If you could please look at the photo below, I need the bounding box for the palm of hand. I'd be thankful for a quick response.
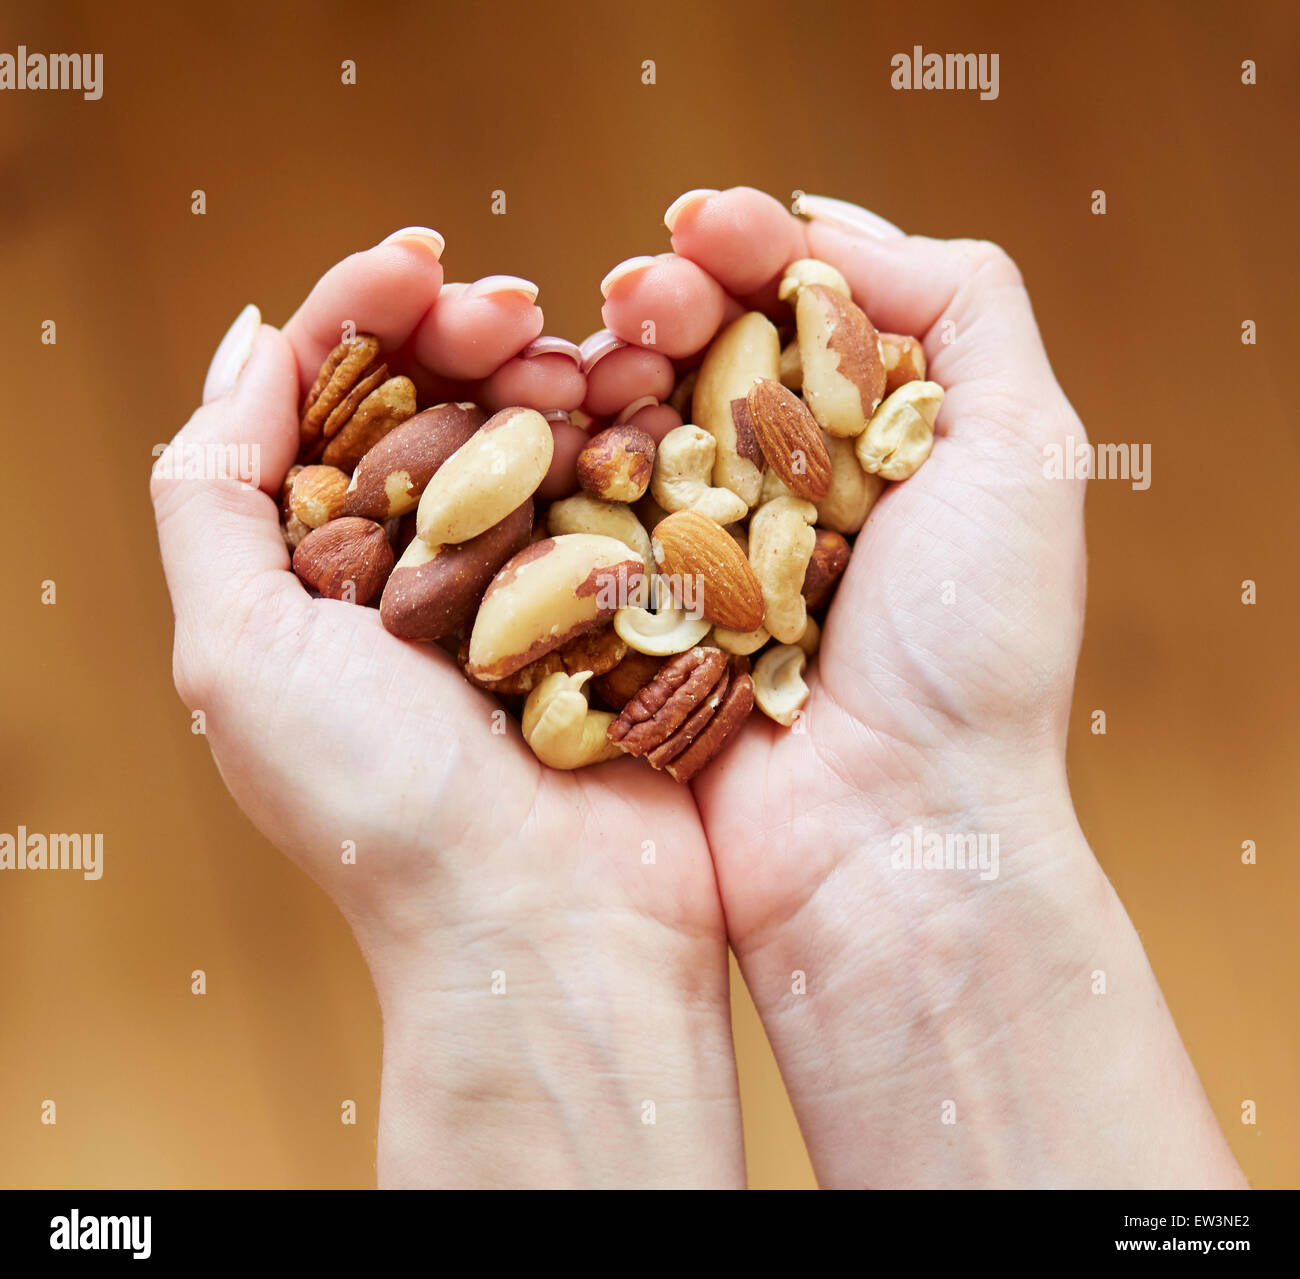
[206,576,719,943]
[695,320,1088,950]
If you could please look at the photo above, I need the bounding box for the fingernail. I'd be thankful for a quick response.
[794,194,903,239]
[600,256,656,300]
[381,225,445,260]
[664,188,719,234]
[465,275,539,303]
[579,329,625,372]
[519,336,583,364]
[203,304,261,403]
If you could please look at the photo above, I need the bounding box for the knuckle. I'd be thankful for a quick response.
[961,239,1024,290]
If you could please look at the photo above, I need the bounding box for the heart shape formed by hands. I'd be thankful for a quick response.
[279,187,942,783]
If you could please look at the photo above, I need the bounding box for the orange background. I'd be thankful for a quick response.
[1,0,1296,1188]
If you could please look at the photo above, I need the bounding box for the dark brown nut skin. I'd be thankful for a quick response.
[292,517,394,604]
[345,403,486,521]
[801,529,851,611]
[577,425,656,502]
[592,650,666,711]
[608,646,728,757]
[379,500,533,642]
[663,672,753,783]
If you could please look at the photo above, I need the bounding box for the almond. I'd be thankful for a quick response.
[292,517,394,604]
[651,509,765,632]
[745,378,832,501]
[289,464,350,528]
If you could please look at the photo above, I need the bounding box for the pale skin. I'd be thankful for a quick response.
[151,191,1246,1189]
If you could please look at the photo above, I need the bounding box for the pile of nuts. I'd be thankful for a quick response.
[281,258,942,781]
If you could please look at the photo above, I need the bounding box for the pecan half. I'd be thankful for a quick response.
[608,646,728,757]
[298,335,418,468]
[607,645,753,779]
[300,335,383,456]
[662,671,754,783]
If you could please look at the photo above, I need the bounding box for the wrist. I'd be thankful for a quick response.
[367,904,745,1189]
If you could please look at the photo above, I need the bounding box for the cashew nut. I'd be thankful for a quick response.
[692,311,779,507]
[614,603,711,656]
[752,644,810,727]
[521,671,622,769]
[795,615,820,656]
[817,435,886,534]
[712,623,770,655]
[855,381,943,480]
[650,425,750,525]
[748,497,817,644]
[546,492,654,582]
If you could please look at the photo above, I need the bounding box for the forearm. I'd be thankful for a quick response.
[743,793,1246,1189]
[366,911,745,1189]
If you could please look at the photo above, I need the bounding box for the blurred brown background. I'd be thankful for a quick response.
[1,0,1295,1189]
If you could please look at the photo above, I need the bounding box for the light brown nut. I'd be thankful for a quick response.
[283,514,311,551]
[801,529,851,611]
[289,464,350,528]
[880,333,928,395]
[746,378,832,502]
[576,425,656,502]
[345,402,485,521]
[748,496,817,644]
[279,464,303,518]
[692,312,778,507]
[662,670,754,783]
[711,623,770,656]
[795,616,821,656]
[592,650,666,711]
[417,406,554,548]
[650,425,750,526]
[796,284,886,437]
[546,493,654,581]
[299,335,383,457]
[379,500,533,641]
[752,644,809,727]
[779,340,803,392]
[614,603,711,656]
[777,258,851,303]
[607,646,729,758]
[522,671,623,770]
[321,375,417,472]
[466,534,644,682]
[855,380,943,480]
[559,624,629,678]
[816,435,886,534]
[652,510,765,633]
[667,367,698,416]
[292,516,394,604]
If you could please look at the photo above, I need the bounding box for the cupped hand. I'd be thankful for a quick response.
[151,233,742,1188]
[604,187,1242,1188]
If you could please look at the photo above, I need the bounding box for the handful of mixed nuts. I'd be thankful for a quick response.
[282,258,942,781]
